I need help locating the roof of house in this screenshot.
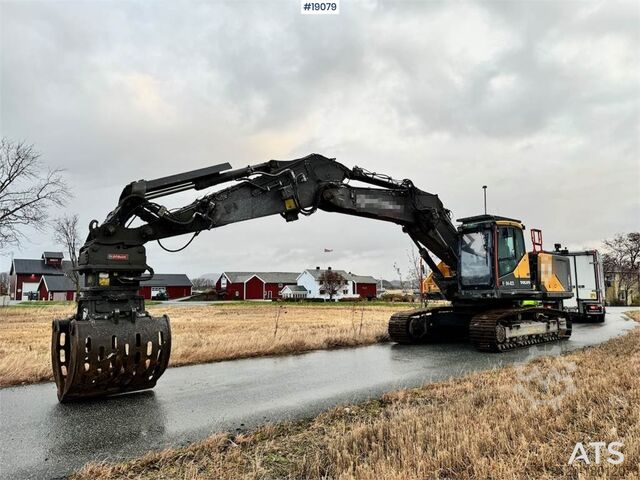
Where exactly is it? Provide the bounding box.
[303,268,352,281]
[260,272,300,284]
[43,251,64,259]
[141,274,192,287]
[221,272,252,283]
[40,275,76,292]
[222,272,299,284]
[301,269,378,284]
[11,259,72,275]
[351,275,378,284]
[282,285,308,292]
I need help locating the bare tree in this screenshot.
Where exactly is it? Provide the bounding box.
[318,269,346,301]
[603,232,640,304]
[53,214,80,293]
[0,139,69,249]
[406,246,423,291]
[191,277,216,290]
[393,261,406,293]
[0,271,9,296]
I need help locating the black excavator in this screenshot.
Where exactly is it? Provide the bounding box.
[52,154,573,402]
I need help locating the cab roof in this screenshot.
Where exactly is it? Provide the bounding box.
[457,214,523,229]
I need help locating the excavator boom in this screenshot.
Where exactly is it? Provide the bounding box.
[77,154,458,296]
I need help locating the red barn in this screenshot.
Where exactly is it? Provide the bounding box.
[351,275,378,299]
[38,275,77,301]
[138,274,192,300]
[9,252,72,300]
[216,272,298,300]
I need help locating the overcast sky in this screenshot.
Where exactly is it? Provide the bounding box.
[1,0,638,280]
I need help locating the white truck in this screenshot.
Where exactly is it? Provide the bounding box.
[559,249,606,322]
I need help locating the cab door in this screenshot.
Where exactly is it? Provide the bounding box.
[496,226,532,291]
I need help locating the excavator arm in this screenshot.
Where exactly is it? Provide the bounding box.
[53,154,459,401]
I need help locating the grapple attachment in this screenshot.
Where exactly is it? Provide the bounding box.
[52,314,171,402]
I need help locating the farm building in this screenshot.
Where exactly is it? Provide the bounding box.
[215,268,379,301]
[138,274,193,300]
[9,252,73,300]
[297,267,378,300]
[216,272,299,300]
[38,275,77,301]
[350,274,379,299]
[8,251,192,301]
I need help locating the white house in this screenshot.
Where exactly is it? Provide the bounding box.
[297,267,360,301]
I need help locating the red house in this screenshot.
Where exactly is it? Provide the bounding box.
[9,252,72,300]
[216,272,299,300]
[138,274,193,300]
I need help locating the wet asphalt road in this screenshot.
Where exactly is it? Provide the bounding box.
[0,307,636,479]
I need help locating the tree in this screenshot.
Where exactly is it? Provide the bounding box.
[0,271,9,296]
[0,139,69,250]
[191,276,216,290]
[406,246,424,291]
[53,214,80,294]
[602,232,640,304]
[318,269,346,301]
[393,261,407,293]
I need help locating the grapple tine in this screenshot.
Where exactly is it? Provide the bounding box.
[52,314,171,402]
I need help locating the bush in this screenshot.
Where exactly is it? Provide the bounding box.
[184,289,223,301]
[381,293,415,302]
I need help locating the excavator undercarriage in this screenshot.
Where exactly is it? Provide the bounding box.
[51,153,574,402]
[388,305,571,352]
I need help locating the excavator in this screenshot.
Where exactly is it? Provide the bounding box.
[52,154,573,402]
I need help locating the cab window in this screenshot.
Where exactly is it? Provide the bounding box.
[460,230,492,286]
[514,228,525,261]
[498,227,519,276]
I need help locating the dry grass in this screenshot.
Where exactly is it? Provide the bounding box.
[0,302,414,387]
[626,310,640,321]
[74,313,640,480]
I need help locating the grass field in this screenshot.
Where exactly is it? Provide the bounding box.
[0,302,417,387]
[74,311,640,480]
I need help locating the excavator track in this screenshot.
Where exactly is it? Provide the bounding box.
[469,307,571,352]
[388,307,453,344]
[52,314,171,402]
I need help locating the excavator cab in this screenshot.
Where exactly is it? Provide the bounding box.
[456,215,534,301]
